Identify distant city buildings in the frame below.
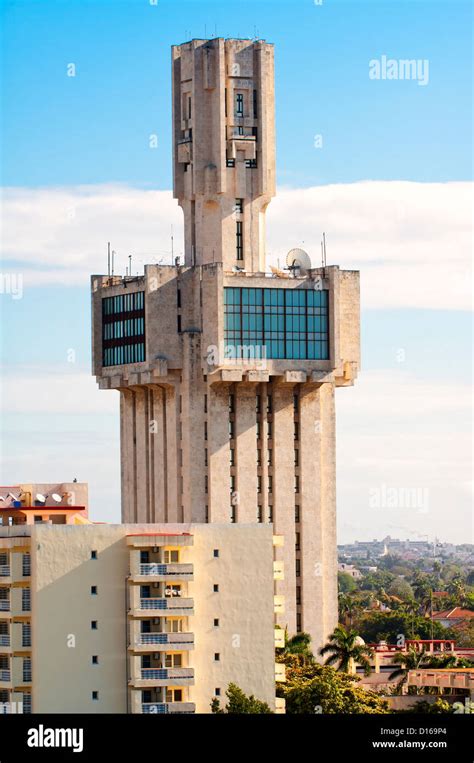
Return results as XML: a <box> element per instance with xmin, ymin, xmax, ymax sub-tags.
<box><xmin>338</xmin><ymin>537</ymin><xmax>473</xmax><ymax>564</ymax></box>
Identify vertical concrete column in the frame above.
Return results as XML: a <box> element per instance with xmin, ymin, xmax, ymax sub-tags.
<box><xmin>165</xmin><ymin>383</ymin><xmax>179</xmax><ymax>523</ymax></box>
<box><xmin>120</xmin><ymin>389</ymin><xmax>136</xmax><ymax>523</ymax></box>
<box><xmin>181</xmin><ymin>335</ymin><xmax>206</xmax><ymax>524</ymax></box>
<box><xmin>273</xmin><ymin>382</ymin><xmax>297</xmax><ymax>634</ymax></box>
<box><xmin>319</xmin><ymin>382</ymin><xmax>338</xmax><ymax>643</ymax></box>
<box><xmin>133</xmin><ymin>387</ymin><xmax>149</xmax><ymax>524</ymax></box>
<box><xmin>208</xmin><ymin>383</ymin><xmax>231</xmax><ymax>522</ymax></box>
<box><xmin>150</xmin><ymin>386</ymin><xmax>166</xmax><ymax>522</ymax></box>
<box><xmin>299</xmin><ymin>382</ymin><xmax>325</xmax><ymax>651</ymax></box>
<box><xmin>235</xmin><ymin>384</ymin><xmax>258</xmax><ymax>522</ymax></box>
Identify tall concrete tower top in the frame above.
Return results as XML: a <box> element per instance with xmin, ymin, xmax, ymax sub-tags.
<box><xmin>172</xmin><ymin>38</ymin><xmax>276</xmax><ymax>272</ymax></box>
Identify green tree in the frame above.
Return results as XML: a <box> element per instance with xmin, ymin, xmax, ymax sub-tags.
<box><xmin>279</xmin><ymin>655</ymin><xmax>388</xmax><ymax>714</ymax></box>
<box><xmin>387</xmin><ymin>578</ymin><xmax>414</xmax><ymax>602</ymax></box>
<box><xmin>355</xmin><ymin>611</ymin><xmax>455</xmax><ymax>643</ymax></box>
<box><xmin>210</xmin><ymin>683</ymin><xmax>272</xmax><ymax>714</ymax></box>
<box><xmin>319</xmin><ymin>625</ymin><xmax>373</xmax><ymax>675</ymax></box>
<box><xmin>338</xmin><ymin>571</ymin><xmax>357</xmax><ymax>593</ymax></box>
<box><xmin>338</xmin><ymin>593</ymin><xmax>363</xmax><ymax>627</ymax></box>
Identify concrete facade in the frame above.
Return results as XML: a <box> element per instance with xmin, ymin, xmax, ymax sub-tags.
<box><xmin>0</xmin><ymin>522</ymin><xmax>283</xmax><ymax>714</ymax></box>
<box><xmin>91</xmin><ymin>38</ymin><xmax>360</xmax><ymax>654</ymax></box>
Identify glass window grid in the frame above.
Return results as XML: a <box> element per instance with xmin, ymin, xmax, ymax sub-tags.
<box><xmin>102</xmin><ymin>291</ymin><xmax>145</xmax><ymax>367</ymax></box>
<box><xmin>224</xmin><ymin>287</ymin><xmax>329</xmax><ymax>360</ymax></box>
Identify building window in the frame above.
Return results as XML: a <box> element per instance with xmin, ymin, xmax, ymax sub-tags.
<box><xmin>205</xmin><ymin>475</ymin><xmax>208</xmax><ymax>494</ymax></box>
<box><xmin>266</xmin><ymin>395</ymin><xmax>273</xmax><ymax>414</ymax></box>
<box><xmin>91</xmin><ymin>621</ymin><xmax>98</xmax><ymax>630</ymax></box>
<box><xmin>253</xmin><ymin>89</ymin><xmax>258</xmax><ymax>118</ymax></box>
<box><xmin>296</xmin><ymin>613</ymin><xmax>302</xmax><ymax>633</ymax></box>
<box><xmin>204</xmin><ymin>448</ymin><xmax>208</xmax><ymax>467</ymax></box>
<box><xmin>214</xmin><ymin>653</ymin><xmax>220</xmax><ymax>661</ymax></box>
<box><xmin>295</xmin><ymin>505</ymin><xmax>300</xmax><ymax>523</ymax></box>
<box><xmin>214</xmin><ymin>619</ymin><xmax>219</xmax><ymax>627</ymax></box>
<box><xmin>22</xmin><ymin>693</ymin><xmax>32</xmax><ymax>714</ymax></box>
<box><xmin>293</xmin><ymin>393</ymin><xmax>299</xmax><ymax>412</ymax></box>
<box><xmin>257</xmin><ymin>475</ymin><xmax>262</xmax><ymax>493</ymax></box>
<box><xmin>91</xmin><ymin>586</ymin><xmax>98</xmax><ymax>595</ymax></box>
<box><xmin>102</xmin><ymin>291</ymin><xmax>145</xmax><ymax>368</ymax></box>
<box><xmin>257</xmin><ymin>506</ymin><xmax>263</xmax><ymax>523</ymax></box>
<box><xmin>22</xmin><ymin>588</ymin><xmax>31</xmax><ymax>612</ymax></box>
<box><xmin>224</xmin><ymin>287</ymin><xmax>329</xmax><ymax>360</ymax></box>
<box><xmin>257</xmin><ymin>448</ymin><xmax>262</xmax><ymax>466</ymax></box>
<box><xmin>296</xmin><ymin>559</ymin><xmax>301</xmax><ymax>578</ymax></box>
<box><xmin>213</xmin><ymin>584</ymin><xmax>219</xmax><ymax>592</ymax></box>
<box><xmin>229</xmin><ymin>420</ymin><xmax>235</xmax><ymax>439</ymax></box>
<box><xmin>228</xmin><ymin>394</ymin><xmax>235</xmax><ymax>413</ymax></box>
<box><xmin>256</xmin><ymin>420</ymin><xmax>261</xmax><ymax>439</ymax></box>
<box><xmin>295</xmin><ymin>476</ymin><xmax>300</xmax><ymax>494</ymax></box>
<box><xmin>22</xmin><ymin>623</ymin><xmax>31</xmax><ymax>648</ymax></box>
<box><xmin>294</xmin><ymin>448</ymin><xmax>299</xmax><ymax>467</ymax></box>
<box><xmin>245</xmin><ymin>158</ymin><xmax>257</xmax><ymax>168</ymax></box>
<box><xmin>23</xmin><ymin>658</ymin><xmax>32</xmax><ymax>683</ymax></box>
<box><xmin>177</xmin><ymin>315</ymin><xmax>182</xmax><ymax>333</ymax></box>
<box><xmin>267</xmin><ymin>421</ymin><xmax>273</xmax><ymax>438</ymax></box>
<box><xmin>204</xmin><ymin>394</ymin><xmax>207</xmax><ymax>413</ymax></box>
<box><xmin>294</xmin><ymin>422</ymin><xmax>299</xmax><ymax>441</ymax></box>
<box><xmin>230</xmin><ymin>448</ymin><xmax>235</xmax><ymax>466</ymax></box>
<box><xmin>92</xmin><ymin>691</ymin><xmax>99</xmax><ymax>701</ymax></box>
<box><xmin>296</xmin><ymin>586</ymin><xmax>301</xmax><ymax>605</ymax></box>
<box><xmin>226</xmin><ymin>154</ymin><xmax>235</xmax><ymax>168</ymax></box>
<box><xmin>268</xmin><ymin>475</ymin><xmax>273</xmax><ymax>493</ymax></box>
<box><xmin>268</xmin><ymin>506</ymin><xmax>273</xmax><ymax>523</ymax></box>
<box><xmin>296</xmin><ymin>532</ymin><xmax>300</xmax><ymax>551</ymax></box>
<box><xmin>213</xmin><ymin>549</ymin><xmax>219</xmax><ymax>558</ymax></box>
<box><xmin>92</xmin><ymin>656</ymin><xmax>99</xmax><ymax>665</ymax></box>
<box><xmin>22</xmin><ymin>554</ymin><xmax>31</xmax><ymax>577</ymax></box>
<box><xmin>215</xmin><ymin>688</ymin><xmax>221</xmax><ymax>696</ymax></box>
<box><xmin>267</xmin><ymin>449</ymin><xmax>272</xmax><ymax>466</ymax></box>
<box><xmin>187</xmin><ymin>95</ymin><xmax>192</xmax><ymax>119</ymax></box>
<box><xmin>204</xmin><ymin>421</ymin><xmax>208</xmax><ymax>441</ymax></box>
<box><xmin>235</xmin><ymin>198</ymin><xmax>243</xmax><ymax>214</ymax></box>
<box><xmin>91</xmin><ymin>550</ymin><xmax>97</xmax><ymax>560</ymax></box>
<box><xmin>235</xmin><ymin>92</ymin><xmax>244</xmax><ymax>115</ymax></box>
<box><xmin>231</xmin><ymin>505</ymin><xmax>237</xmax><ymax>523</ymax></box>
<box><xmin>236</xmin><ymin>221</ymin><xmax>243</xmax><ymax>261</ymax></box>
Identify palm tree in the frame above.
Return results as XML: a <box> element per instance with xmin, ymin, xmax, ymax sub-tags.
<box><xmin>319</xmin><ymin>625</ymin><xmax>373</xmax><ymax>676</ymax></box>
<box><xmin>338</xmin><ymin>593</ymin><xmax>362</xmax><ymax>627</ymax></box>
<box><xmin>388</xmin><ymin>647</ymin><xmax>428</xmax><ymax>691</ymax></box>
<box><xmin>281</xmin><ymin>629</ymin><xmax>314</xmax><ymax>659</ymax></box>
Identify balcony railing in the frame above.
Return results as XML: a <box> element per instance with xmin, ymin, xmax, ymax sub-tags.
<box><xmin>140</xmin><ymin>668</ymin><xmax>194</xmax><ymax>681</ymax></box>
<box><xmin>138</xmin><ymin>563</ymin><xmax>193</xmax><ymax>577</ymax></box>
<box><xmin>0</xmin><ymin>635</ymin><xmax>10</xmax><ymax>647</ymax></box>
<box><xmin>142</xmin><ymin>702</ymin><xmax>195</xmax><ymax>714</ymax></box>
<box><xmin>0</xmin><ymin>670</ymin><xmax>11</xmax><ymax>682</ymax></box>
<box><xmin>138</xmin><ymin>598</ymin><xmax>193</xmax><ymax>611</ymax></box>
<box><xmin>136</xmin><ymin>633</ymin><xmax>194</xmax><ymax>647</ymax></box>
<box><xmin>0</xmin><ymin>566</ymin><xmax>10</xmax><ymax>577</ymax></box>
<box><xmin>0</xmin><ymin>601</ymin><xmax>10</xmax><ymax>611</ymax></box>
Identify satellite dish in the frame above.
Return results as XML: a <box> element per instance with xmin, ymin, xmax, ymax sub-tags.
<box><xmin>51</xmin><ymin>493</ymin><xmax>62</xmax><ymax>503</ymax></box>
<box><xmin>36</xmin><ymin>493</ymin><xmax>46</xmax><ymax>504</ymax></box>
<box><xmin>286</xmin><ymin>248</ymin><xmax>312</xmax><ymax>275</ymax></box>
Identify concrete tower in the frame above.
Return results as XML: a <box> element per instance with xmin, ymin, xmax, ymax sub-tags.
<box><xmin>91</xmin><ymin>38</ymin><xmax>360</xmax><ymax>652</ymax></box>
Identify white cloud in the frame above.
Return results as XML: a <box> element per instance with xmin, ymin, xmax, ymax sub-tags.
<box><xmin>1</xmin><ymin>181</ymin><xmax>471</xmax><ymax>309</ymax></box>
<box><xmin>336</xmin><ymin>369</ymin><xmax>473</xmax><ymax>544</ymax></box>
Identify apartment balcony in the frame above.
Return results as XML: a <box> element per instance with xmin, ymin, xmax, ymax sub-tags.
<box><xmin>130</xmin><ymin>563</ymin><xmax>194</xmax><ymax>583</ymax></box>
<box><xmin>142</xmin><ymin>702</ymin><xmax>195</xmax><ymax>714</ymax></box>
<box><xmin>131</xmin><ymin>597</ymin><xmax>194</xmax><ymax>618</ymax></box>
<box><xmin>274</xmin><ymin>629</ymin><xmax>285</xmax><ymax>649</ymax></box>
<box><xmin>131</xmin><ymin>667</ymin><xmax>195</xmax><ymax>688</ymax></box>
<box><xmin>275</xmin><ymin>663</ymin><xmax>286</xmax><ymax>683</ymax></box>
<box><xmin>274</xmin><ymin>595</ymin><xmax>285</xmax><ymax>615</ymax></box>
<box><xmin>131</xmin><ymin>632</ymin><xmax>194</xmax><ymax>653</ymax></box>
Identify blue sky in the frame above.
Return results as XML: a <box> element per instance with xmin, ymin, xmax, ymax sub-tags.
<box><xmin>0</xmin><ymin>0</ymin><xmax>472</xmax><ymax>543</ymax></box>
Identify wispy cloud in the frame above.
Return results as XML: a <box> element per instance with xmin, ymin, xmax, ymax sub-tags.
<box><xmin>1</xmin><ymin>181</ymin><xmax>471</xmax><ymax>309</ymax></box>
